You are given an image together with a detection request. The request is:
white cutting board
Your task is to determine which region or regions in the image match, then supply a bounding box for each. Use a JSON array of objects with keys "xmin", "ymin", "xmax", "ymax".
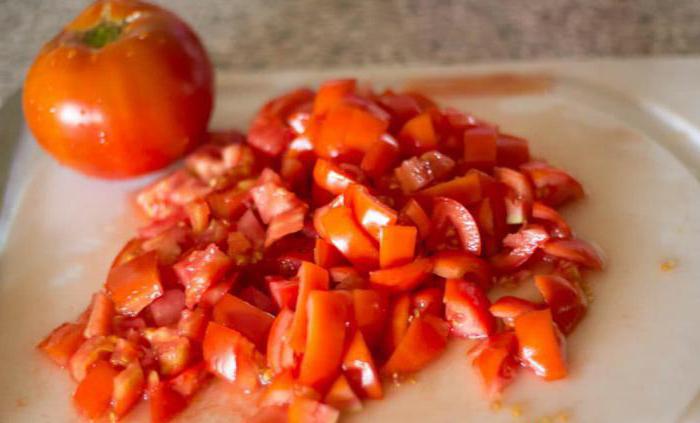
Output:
[{"xmin": 1, "ymin": 58, "xmax": 700, "ymax": 423}]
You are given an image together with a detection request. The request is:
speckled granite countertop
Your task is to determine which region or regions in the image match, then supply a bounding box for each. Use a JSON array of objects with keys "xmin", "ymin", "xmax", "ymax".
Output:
[{"xmin": 2, "ymin": 0, "xmax": 700, "ymax": 104}]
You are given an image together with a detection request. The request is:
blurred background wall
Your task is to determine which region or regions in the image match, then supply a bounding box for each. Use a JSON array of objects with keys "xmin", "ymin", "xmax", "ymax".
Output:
[{"xmin": 2, "ymin": 0, "xmax": 700, "ymax": 101}]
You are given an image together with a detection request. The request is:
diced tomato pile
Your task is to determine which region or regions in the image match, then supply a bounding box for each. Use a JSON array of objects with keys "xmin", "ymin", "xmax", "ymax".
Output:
[{"xmin": 39, "ymin": 79, "xmax": 603, "ymax": 422}]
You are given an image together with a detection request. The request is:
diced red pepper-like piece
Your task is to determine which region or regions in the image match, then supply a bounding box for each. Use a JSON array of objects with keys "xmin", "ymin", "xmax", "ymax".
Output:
[
  {"xmin": 313, "ymin": 79, "xmax": 356, "ymax": 116},
  {"xmin": 399, "ymin": 112, "xmax": 437, "ymax": 154},
  {"xmin": 361, "ymin": 134, "xmax": 400, "ymax": 178},
  {"xmin": 443, "ymin": 279, "xmax": 495, "ymax": 339},
  {"xmin": 314, "ymin": 238, "xmax": 343, "ymax": 268},
  {"xmin": 382, "ymin": 293, "xmax": 412, "ymax": 357},
  {"xmin": 248, "ymin": 88, "xmax": 314, "ymax": 156},
  {"xmin": 399, "ymin": 199, "xmax": 431, "ymax": 239},
  {"xmin": 268, "ymin": 277, "xmax": 300, "ymax": 310},
  {"xmin": 266, "ymin": 205, "xmax": 307, "ymax": 248},
  {"xmin": 316, "ymin": 206, "xmax": 379, "ymax": 270},
  {"xmin": 413, "ymin": 287, "xmax": 444, "ymax": 317},
  {"xmin": 313, "ymin": 159, "xmax": 358, "ymax": 196},
  {"xmin": 496, "ymin": 134, "xmax": 530, "ymax": 168},
  {"xmin": 83, "ymin": 292, "xmax": 114, "ymax": 338},
  {"xmin": 417, "ymin": 169, "xmax": 484, "ymax": 206},
  {"xmin": 395, "ymin": 156, "xmax": 433, "ymax": 194},
  {"xmin": 106, "ymin": 251, "xmax": 163, "ymax": 317}
]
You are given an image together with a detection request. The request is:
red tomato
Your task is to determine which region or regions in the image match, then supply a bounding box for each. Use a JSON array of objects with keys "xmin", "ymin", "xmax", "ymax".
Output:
[
  {"xmin": 417, "ymin": 170, "xmax": 484, "ymax": 207},
  {"xmin": 369, "ymin": 258, "xmax": 433, "ymax": 292},
  {"xmin": 443, "ymin": 279, "xmax": 495, "ymax": 339},
  {"xmin": 202, "ymin": 322, "xmax": 264, "ymax": 390},
  {"xmin": 266, "ymin": 205, "xmax": 307, "ymax": 248},
  {"xmin": 250, "ymin": 178, "xmax": 302, "ymax": 225},
  {"xmin": 346, "ymin": 184, "xmax": 398, "ymax": 240},
  {"xmin": 324, "ymin": 374, "xmax": 362, "ymax": 411},
  {"xmin": 542, "ymin": 239, "xmax": 604, "ymax": 270},
  {"xmin": 532, "ymin": 201, "xmax": 572, "ymax": 238},
  {"xmin": 170, "ymin": 362, "xmax": 209, "ymax": 398},
  {"xmin": 431, "ymin": 197, "xmax": 482, "ymax": 255},
  {"xmin": 342, "ymin": 331, "xmax": 383, "ymax": 399},
  {"xmin": 23, "ymin": 0, "xmax": 213, "ymax": 178},
  {"xmin": 316, "ymin": 206, "xmax": 380, "ymax": 270},
  {"xmin": 143, "ymin": 327, "xmax": 192, "ymax": 376},
  {"xmin": 394, "ymin": 156, "xmax": 434, "ymax": 193},
  {"xmin": 289, "ymin": 261, "xmax": 330, "ymax": 352},
  {"xmin": 174, "ymin": 243, "xmax": 232, "ymax": 308},
  {"xmin": 351, "ymin": 289, "xmax": 388, "ymax": 349},
  {"xmin": 514, "ymin": 309, "xmax": 567, "ymax": 381},
  {"xmin": 471, "ymin": 331, "xmax": 519, "ymax": 398},
  {"xmin": 490, "ymin": 224, "xmax": 550, "ymax": 272},
  {"xmin": 267, "ymin": 308, "xmax": 298, "ymax": 375},
  {"xmin": 382, "ymin": 294, "xmax": 412, "ymax": 357},
  {"xmin": 382, "ymin": 315, "xmax": 448, "ymax": 375},
  {"xmin": 534, "ymin": 274, "xmax": 587, "ymax": 334},
  {"xmin": 148, "ymin": 289, "xmax": 186, "ymax": 327},
  {"xmin": 520, "ymin": 161, "xmax": 584, "ymax": 207},
  {"xmin": 212, "ymin": 294, "xmax": 275, "ymax": 352},
  {"xmin": 299, "ymin": 291, "xmax": 350, "ymax": 392},
  {"xmin": 268, "ymin": 277, "xmax": 300, "ymax": 310},
  {"xmin": 288, "ymin": 396, "xmax": 340, "ymax": 423},
  {"xmin": 360, "ymin": 134, "xmax": 400, "ymax": 178},
  {"xmin": 431, "ymin": 250, "xmax": 492, "ymax": 289},
  {"xmin": 379, "ymin": 225, "xmax": 417, "ymax": 268},
  {"xmin": 313, "ymin": 79, "xmax": 356, "ymax": 116},
  {"xmin": 313, "ymin": 159, "xmax": 358, "ymax": 196},
  {"xmin": 249, "ymin": 89, "xmax": 314, "ymax": 156},
  {"xmin": 490, "ymin": 296, "xmax": 541, "ymax": 327},
  {"xmin": 421, "ymin": 150, "xmax": 456, "ymax": 182},
  {"xmin": 105, "ymin": 251, "xmax": 164, "ymax": 316},
  {"xmin": 463, "ymin": 126, "xmax": 498, "ymax": 170},
  {"xmin": 412, "ymin": 287, "xmax": 444, "ymax": 317},
  {"xmin": 149, "ymin": 380, "xmax": 188, "ymax": 423},
  {"xmin": 73, "ymin": 360, "xmax": 118, "ymax": 419},
  {"xmin": 37, "ymin": 322, "xmax": 86, "ymax": 367},
  {"xmin": 399, "ymin": 199, "xmax": 431, "ymax": 239},
  {"xmin": 496, "ymin": 134, "xmax": 530, "ymax": 167},
  {"xmin": 112, "ymin": 362, "xmax": 145, "ymax": 418},
  {"xmin": 399, "ymin": 112, "xmax": 437, "ymax": 154},
  {"xmin": 494, "ymin": 167, "xmax": 534, "ymax": 225}
]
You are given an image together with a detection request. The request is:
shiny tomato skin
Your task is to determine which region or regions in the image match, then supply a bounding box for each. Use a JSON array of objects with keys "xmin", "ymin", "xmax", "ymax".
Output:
[{"xmin": 22, "ymin": 0, "xmax": 213, "ymax": 178}]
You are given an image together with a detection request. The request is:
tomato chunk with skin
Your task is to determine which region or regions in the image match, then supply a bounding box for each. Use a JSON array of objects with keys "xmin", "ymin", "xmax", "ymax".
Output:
[
  {"xmin": 413, "ymin": 287, "xmax": 444, "ymax": 317},
  {"xmin": 399, "ymin": 112, "xmax": 437, "ymax": 154},
  {"xmin": 379, "ymin": 225, "xmax": 417, "ymax": 268},
  {"xmin": 395, "ymin": 156, "xmax": 433, "ymax": 194},
  {"xmin": 383, "ymin": 293, "xmax": 412, "ymax": 357},
  {"xmin": 268, "ymin": 277, "xmax": 300, "ymax": 310},
  {"xmin": 490, "ymin": 296, "xmax": 540, "ymax": 327},
  {"xmin": 342, "ymin": 331, "xmax": 383, "ymax": 399},
  {"xmin": 431, "ymin": 196, "xmax": 482, "ymax": 256},
  {"xmin": 38, "ymin": 322, "xmax": 85, "ymax": 367},
  {"xmin": 174, "ymin": 243, "xmax": 232, "ymax": 309},
  {"xmin": 83, "ymin": 292, "xmax": 114, "ymax": 338},
  {"xmin": 351, "ymin": 289, "xmax": 388, "ymax": 348},
  {"xmin": 432, "ymin": 250, "xmax": 492, "ymax": 290},
  {"xmin": 149, "ymin": 379, "xmax": 188, "ymax": 423},
  {"xmin": 520, "ymin": 161, "xmax": 584, "ymax": 207},
  {"xmin": 443, "ymin": 278, "xmax": 495, "ymax": 339},
  {"xmin": 248, "ymin": 88, "xmax": 314, "ymax": 156},
  {"xmin": 496, "ymin": 134, "xmax": 530, "ymax": 167},
  {"xmin": 106, "ymin": 251, "xmax": 163, "ymax": 317},
  {"xmin": 314, "ymin": 238, "xmax": 343, "ymax": 268},
  {"xmin": 73, "ymin": 360, "xmax": 118, "ymax": 420},
  {"xmin": 399, "ymin": 198, "xmax": 431, "ymax": 239},
  {"xmin": 288, "ymin": 396, "xmax": 340, "ymax": 423},
  {"xmin": 535, "ymin": 274, "xmax": 587, "ymax": 334},
  {"xmin": 267, "ymin": 308, "xmax": 298, "ymax": 375},
  {"xmin": 324, "ymin": 374, "xmax": 362, "ymax": 411},
  {"xmin": 369, "ymin": 257, "xmax": 433, "ymax": 292},
  {"xmin": 313, "ymin": 79, "xmax": 356, "ymax": 116},
  {"xmin": 202, "ymin": 322, "xmax": 263, "ymax": 390},
  {"xmin": 361, "ymin": 134, "xmax": 400, "ymax": 178},
  {"xmin": 299, "ymin": 291, "xmax": 350, "ymax": 392},
  {"xmin": 382, "ymin": 315, "xmax": 448, "ymax": 375},
  {"xmin": 463, "ymin": 126, "xmax": 498, "ymax": 170},
  {"xmin": 346, "ymin": 184, "xmax": 398, "ymax": 240},
  {"xmin": 514, "ymin": 309, "xmax": 567, "ymax": 381},
  {"xmin": 532, "ymin": 201, "xmax": 572, "ymax": 238},
  {"xmin": 313, "ymin": 159, "xmax": 357, "ymax": 196},
  {"xmin": 471, "ymin": 331, "xmax": 519, "ymax": 398},
  {"xmin": 251, "ymin": 178, "xmax": 302, "ymax": 225},
  {"xmin": 112, "ymin": 362, "xmax": 145, "ymax": 418},
  {"xmin": 213, "ymin": 294, "xmax": 275, "ymax": 352},
  {"xmin": 290, "ymin": 261, "xmax": 330, "ymax": 352},
  {"xmin": 316, "ymin": 206, "xmax": 380, "ymax": 270},
  {"xmin": 542, "ymin": 239, "xmax": 604, "ymax": 270}
]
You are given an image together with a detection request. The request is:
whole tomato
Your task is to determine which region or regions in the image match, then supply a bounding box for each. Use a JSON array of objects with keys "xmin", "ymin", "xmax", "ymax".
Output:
[{"xmin": 22, "ymin": 0, "xmax": 213, "ymax": 179}]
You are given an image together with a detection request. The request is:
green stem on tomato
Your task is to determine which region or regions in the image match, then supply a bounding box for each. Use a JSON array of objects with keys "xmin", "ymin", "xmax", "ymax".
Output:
[{"xmin": 82, "ymin": 21, "xmax": 122, "ymax": 48}]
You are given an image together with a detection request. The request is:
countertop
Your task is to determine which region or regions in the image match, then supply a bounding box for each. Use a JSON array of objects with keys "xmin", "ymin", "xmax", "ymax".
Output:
[{"xmin": 2, "ymin": 0, "xmax": 700, "ymax": 105}]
